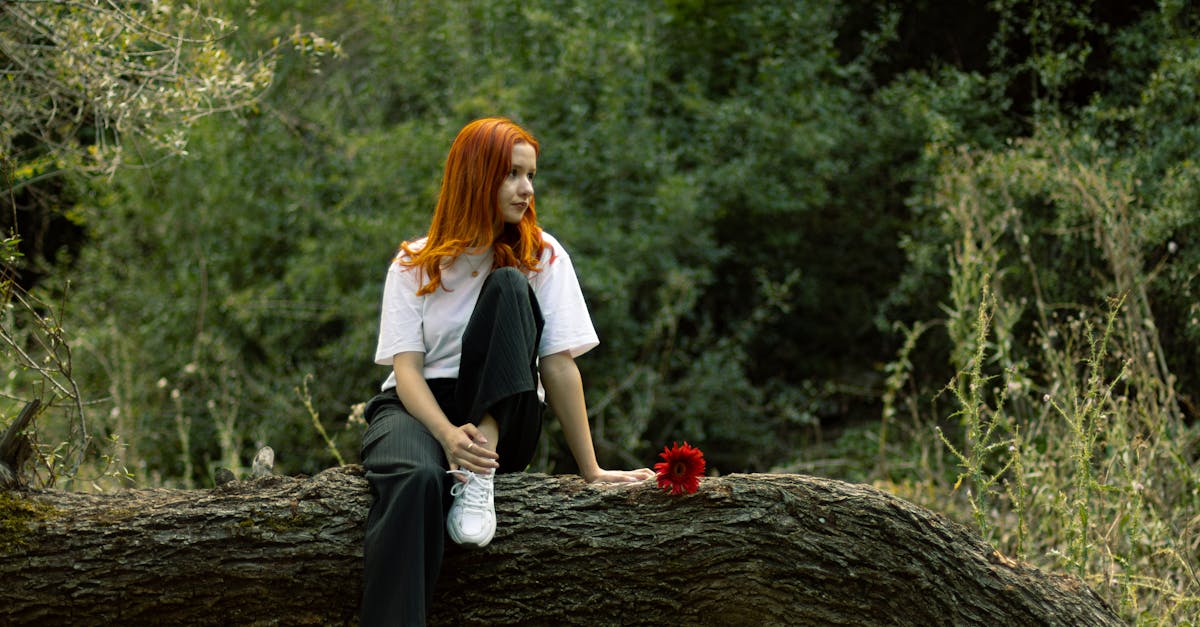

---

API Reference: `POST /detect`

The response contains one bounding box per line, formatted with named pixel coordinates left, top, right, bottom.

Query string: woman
left=360, top=117, right=653, bottom=626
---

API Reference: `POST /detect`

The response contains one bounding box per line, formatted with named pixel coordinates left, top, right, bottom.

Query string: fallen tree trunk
left=1, top=466, right=1120, bottom=626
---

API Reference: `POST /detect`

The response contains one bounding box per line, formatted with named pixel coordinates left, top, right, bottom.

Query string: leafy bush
left=7, top=2, right=1199, bottom=621
left=879, top=123, right=1200, bottom=622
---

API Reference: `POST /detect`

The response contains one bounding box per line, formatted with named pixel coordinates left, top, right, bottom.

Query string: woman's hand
left=582, top=467, right=655, bottom=484
left=439, top=423, right=499, bottom=480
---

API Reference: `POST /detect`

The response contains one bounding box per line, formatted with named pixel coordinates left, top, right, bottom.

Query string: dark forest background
left=3, top=1, right=1198, bottom=621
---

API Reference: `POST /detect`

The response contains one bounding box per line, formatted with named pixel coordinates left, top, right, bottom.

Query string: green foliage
left=0, top=0, right=277, bottom=175
left=8, top=0, right=1200, bottom=621
left=884, top=118, right=1200, bottom=621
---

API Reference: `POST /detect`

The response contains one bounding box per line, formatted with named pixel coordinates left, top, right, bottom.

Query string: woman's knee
left=484, top=267, right=528, bottom=301
left=479, top=266, right=538, bottom=322
left=489, top=265, right=524, bottom=284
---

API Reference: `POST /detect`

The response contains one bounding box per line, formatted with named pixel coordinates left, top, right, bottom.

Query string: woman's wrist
left=433, top=422, right=458, bottom=446
left=579, top=464, right=603, bottom=482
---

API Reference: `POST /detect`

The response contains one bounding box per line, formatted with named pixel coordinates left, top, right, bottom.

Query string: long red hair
left=399, top=117, right=549, bottom=295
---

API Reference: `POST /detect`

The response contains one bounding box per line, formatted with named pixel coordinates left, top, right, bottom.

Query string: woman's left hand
left=583, top=467, right=655, bottom=484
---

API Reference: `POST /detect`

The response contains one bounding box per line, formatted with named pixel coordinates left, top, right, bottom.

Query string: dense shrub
left=6, top=1, right=1197, bottom=619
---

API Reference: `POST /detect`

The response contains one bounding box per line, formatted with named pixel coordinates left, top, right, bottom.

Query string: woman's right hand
left=391, top=353, right=500, bottom=480
left=440, top=423, right=500, bottom=479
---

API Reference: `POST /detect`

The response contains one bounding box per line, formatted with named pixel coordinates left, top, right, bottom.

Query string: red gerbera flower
left=654, top=441, right=705, bottom=495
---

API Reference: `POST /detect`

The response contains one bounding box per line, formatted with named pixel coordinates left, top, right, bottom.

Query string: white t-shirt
left=374, top=230, right=599, bottom=391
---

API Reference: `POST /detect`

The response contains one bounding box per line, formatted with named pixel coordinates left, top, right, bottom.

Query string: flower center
left=672, top=462, right=687, bottom=476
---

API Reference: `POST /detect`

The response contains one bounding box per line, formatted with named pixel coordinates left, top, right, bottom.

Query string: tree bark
left=0, top=466, right=1119, bottom=626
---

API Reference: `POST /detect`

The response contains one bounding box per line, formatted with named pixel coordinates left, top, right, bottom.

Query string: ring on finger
left=467, top=441, right=474, bottom=451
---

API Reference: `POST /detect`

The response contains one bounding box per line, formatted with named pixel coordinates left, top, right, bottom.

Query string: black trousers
left=360, top=267, right=545, bottom=626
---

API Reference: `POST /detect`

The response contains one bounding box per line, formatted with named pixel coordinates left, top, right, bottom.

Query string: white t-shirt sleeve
left=533, top=234, right=599, bottom=358
left=374, top=259, right=426, bottom=365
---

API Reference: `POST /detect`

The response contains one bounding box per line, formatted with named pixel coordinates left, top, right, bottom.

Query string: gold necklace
left=463, top=249, right=491, bottom=277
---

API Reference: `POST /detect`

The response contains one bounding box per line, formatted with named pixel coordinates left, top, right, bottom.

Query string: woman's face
left=498, top=142, right=536, bottom=226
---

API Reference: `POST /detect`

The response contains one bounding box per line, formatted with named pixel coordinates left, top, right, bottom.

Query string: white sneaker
left=446, top=469, right=496, bottom=547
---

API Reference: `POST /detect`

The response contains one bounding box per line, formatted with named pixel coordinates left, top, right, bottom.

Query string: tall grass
left=880, top=132, right=1200, bottom=624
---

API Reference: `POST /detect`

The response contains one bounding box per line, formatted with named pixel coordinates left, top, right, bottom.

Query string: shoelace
left=447, top=469, right=493, bottom=511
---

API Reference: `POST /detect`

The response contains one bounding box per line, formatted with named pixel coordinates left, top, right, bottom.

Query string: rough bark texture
left=0, top=400, right=39, bottom=489
left=0, top=466, right=1120, bottom=626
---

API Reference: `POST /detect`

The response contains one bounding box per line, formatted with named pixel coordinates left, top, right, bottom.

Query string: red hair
left=399, top=118, right=549, bottom=295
